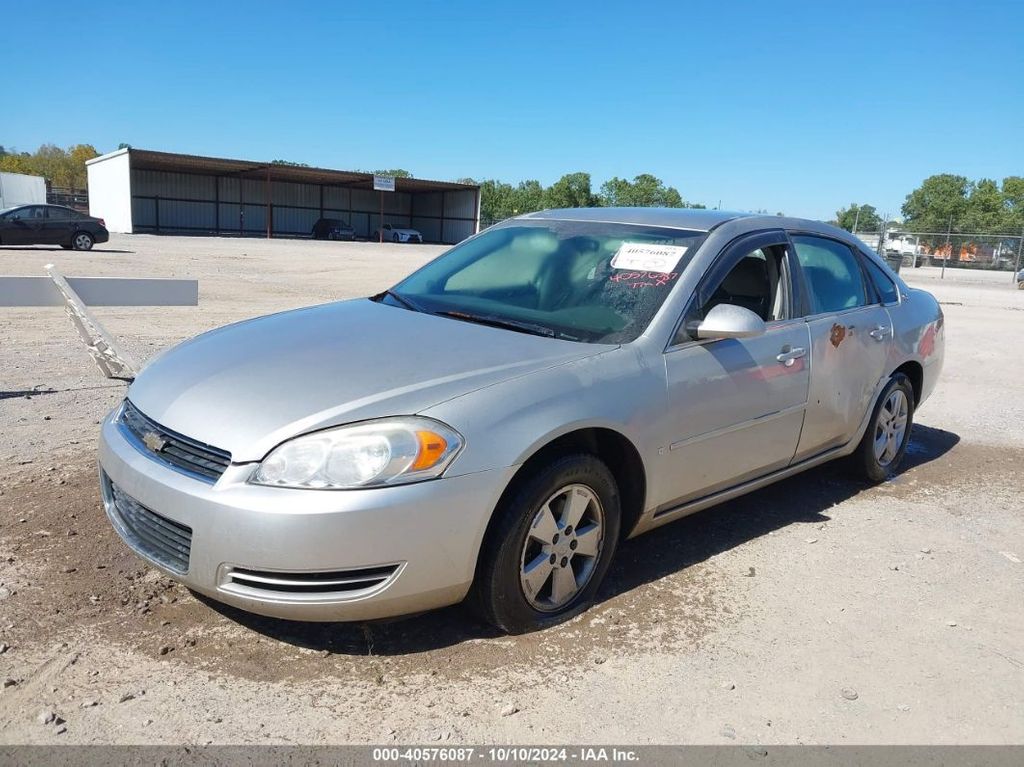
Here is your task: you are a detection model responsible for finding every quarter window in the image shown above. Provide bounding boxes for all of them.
[861,256,899,305]
[791,235,867,314]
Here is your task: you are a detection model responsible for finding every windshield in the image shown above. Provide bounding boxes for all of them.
[387,219,705,343]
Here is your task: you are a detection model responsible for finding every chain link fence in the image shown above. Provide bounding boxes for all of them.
[848,229,1023,275]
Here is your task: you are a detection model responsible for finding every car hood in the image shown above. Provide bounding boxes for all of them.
[127,299,607,462]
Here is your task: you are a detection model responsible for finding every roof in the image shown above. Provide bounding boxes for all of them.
[520,207,750,232]
[87,148,479,193]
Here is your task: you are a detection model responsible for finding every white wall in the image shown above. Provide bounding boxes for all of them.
[86,149,133,233]
[0,172,46,208]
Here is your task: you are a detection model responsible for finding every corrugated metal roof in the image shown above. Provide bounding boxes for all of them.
[121,149,479,193]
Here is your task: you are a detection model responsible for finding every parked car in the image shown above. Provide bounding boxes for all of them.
[311,218,355,241]
[97,208,944,633]
[373,223,422,243]
[0,204,108,250]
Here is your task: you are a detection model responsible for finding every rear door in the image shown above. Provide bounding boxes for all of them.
[789,233,892,461]
[658,230,811,507]
[43,206,76,245]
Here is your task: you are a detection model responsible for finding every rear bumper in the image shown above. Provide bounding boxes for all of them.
[97,409,514,621]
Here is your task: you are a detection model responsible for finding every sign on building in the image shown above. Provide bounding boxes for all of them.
[373,174,396,192]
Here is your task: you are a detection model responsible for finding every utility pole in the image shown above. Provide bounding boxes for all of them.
[1014,227,1024,283]
[876,212,888,259]
[941,214,952,280]
[852,206,860,236]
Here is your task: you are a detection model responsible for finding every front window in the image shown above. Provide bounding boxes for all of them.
[386,220,705,343]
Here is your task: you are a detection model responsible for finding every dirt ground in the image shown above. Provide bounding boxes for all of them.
[0,235,1022,745]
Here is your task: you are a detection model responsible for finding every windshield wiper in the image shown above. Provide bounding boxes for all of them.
[437,310,557,338]
[374,289,427,313]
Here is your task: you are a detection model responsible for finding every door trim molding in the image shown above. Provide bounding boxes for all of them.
[669,402,806,451]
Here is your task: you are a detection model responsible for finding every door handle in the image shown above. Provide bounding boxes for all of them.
[776,347,807,366]
[869,325,890,341]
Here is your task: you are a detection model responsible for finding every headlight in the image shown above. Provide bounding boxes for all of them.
[250,417,463,489]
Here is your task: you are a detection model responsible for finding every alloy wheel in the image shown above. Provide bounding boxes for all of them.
[519,483,604,612]
[873,389,909,467]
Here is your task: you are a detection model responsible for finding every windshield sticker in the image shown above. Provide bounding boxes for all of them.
[611,242,688,274]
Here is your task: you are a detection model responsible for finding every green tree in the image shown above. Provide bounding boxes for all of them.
[512,179,544,214]
[476,179,517,224]
[544,172,595,209]
[598,173,686,208]
[373,169,412,178]
[835,203,881,233]
[1003,176,1024,232]
[963,178,1009,234]
[902,174,970,235]
[271,159,309,167]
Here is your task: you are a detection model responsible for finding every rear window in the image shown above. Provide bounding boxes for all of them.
[791,235,868,315]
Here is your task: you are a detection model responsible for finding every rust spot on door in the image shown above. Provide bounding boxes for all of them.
[829,323,846,348]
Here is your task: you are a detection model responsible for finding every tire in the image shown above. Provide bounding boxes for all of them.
[392,233,400,243]
[1017,281,1024,290]
[71,231,94,251]
[470,453,621,633]
[851,373,915,482]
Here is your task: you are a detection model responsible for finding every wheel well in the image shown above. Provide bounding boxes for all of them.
[493,428,646,541]
[893,360,923,405]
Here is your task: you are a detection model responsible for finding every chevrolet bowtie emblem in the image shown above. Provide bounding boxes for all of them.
[142,431,167,453]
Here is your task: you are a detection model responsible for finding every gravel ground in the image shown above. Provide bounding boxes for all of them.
[0,235,1022,744]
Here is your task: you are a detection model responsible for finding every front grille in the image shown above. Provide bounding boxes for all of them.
[104,476,192,574]
[119,400,231,482]
[222,564,400,598]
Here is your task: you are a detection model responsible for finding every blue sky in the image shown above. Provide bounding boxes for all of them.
[5,1,1022,219]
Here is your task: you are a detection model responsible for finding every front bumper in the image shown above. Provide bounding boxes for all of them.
[97,410,514,621]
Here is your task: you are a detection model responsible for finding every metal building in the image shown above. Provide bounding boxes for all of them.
[86,148,481,244]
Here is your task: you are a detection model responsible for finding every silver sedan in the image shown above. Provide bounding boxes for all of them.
[98,208,944,633]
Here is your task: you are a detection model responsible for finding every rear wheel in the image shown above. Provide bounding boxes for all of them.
[72,231,94,251]
[471,453,620,633]
[852,373,915,482]
[392,233,400,243]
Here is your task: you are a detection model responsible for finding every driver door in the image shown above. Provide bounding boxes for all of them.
[3,206,46,245]
[658,231,811,509]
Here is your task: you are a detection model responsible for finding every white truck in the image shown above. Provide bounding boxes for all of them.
[0,171,47,209]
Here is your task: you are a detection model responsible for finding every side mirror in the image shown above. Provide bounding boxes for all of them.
[695,303,766,340]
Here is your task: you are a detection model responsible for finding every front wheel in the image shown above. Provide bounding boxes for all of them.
[72,231,94,251]
[470,453,620,633]
[392,233,400,243]
[851,373,915,482]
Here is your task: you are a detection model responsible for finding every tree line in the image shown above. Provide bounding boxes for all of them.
[0,143,99,189]
[459,172,704,225]
[835,174,1024,242]
[4,142,1022,246]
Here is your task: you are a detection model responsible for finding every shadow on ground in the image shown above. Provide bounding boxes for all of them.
[0,246,134,253]
[199,424,960,655]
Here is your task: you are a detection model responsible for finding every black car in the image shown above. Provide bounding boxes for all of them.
[0,204,109,250]
[311,218,356,241]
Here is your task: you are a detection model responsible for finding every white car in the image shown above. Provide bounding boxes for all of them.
[374,224,422,243]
